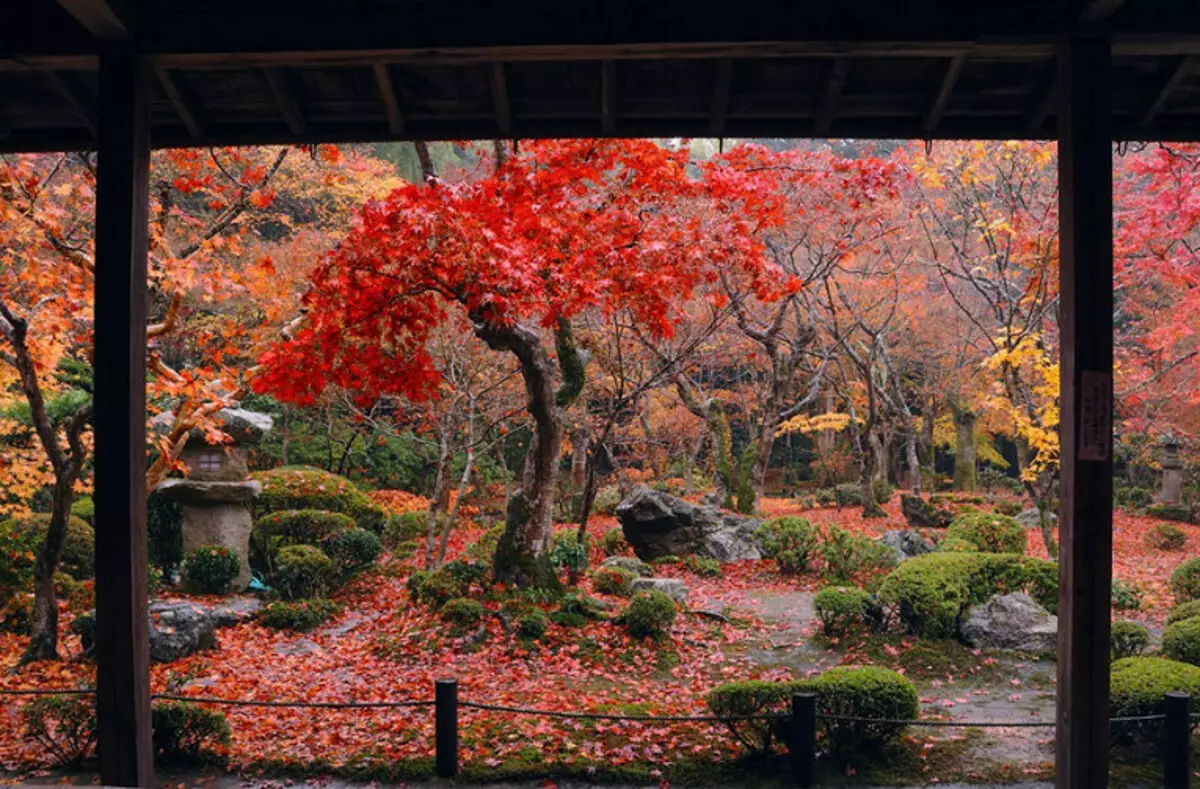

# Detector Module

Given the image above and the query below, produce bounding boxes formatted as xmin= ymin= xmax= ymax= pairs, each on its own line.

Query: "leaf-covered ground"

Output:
xmin=0 ymin=495 xmax=1194 ymax=784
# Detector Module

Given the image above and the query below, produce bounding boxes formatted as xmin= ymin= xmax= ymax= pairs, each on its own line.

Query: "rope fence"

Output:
xmin=0 ymin=681 xmax=1193 ymax=788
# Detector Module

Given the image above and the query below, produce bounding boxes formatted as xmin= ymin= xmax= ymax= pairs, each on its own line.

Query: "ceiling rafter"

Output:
xmin=44 ymin=70 xmax=96 ymax=137
xmin=55 ymin=0 xmax=131 ymax=40
xmin=601 ymin=59 xmax=616 ymax=134
xmin=489 ymin=62 xmax=512 ymax=135
xmin=814 ymin=57 xmax=851 ymax=136
xmin=1025 ymin=60 xmax=1058 ymax=132
xmin=1132 ymin=54 xmax=1193 ymax=129
xmin=710 ymin=57 xmax=733 ymax=136
xmin=924 ymin=52 xmax=967 ymax=132
xmin=262 ymin=67 xmax=308 ymax=136
xmin=372 ymin=62 xmax=405 ymax=134
xmin=154 ymin=65 xmax=203 ymax=139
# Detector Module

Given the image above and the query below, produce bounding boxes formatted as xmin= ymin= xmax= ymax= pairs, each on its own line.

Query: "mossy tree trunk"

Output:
xmin=481 ymin=317 xmax=583 ymax=588
xmin=950 ymin=404 xmax=978 ymax=491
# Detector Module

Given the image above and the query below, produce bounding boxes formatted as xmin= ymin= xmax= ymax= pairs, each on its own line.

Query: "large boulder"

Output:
xmin=74 ymin=598 xmax=262 ymax=663
xmin=631 ymin=577 xmax=690 ymax=605
xmin=900 ymin=494 xmax=955 ymax=529
xmin=1016 ymin=507 xmax=1058 ymax=529
xmin=880 ymin=529 xmax=935 ymax=562
xmin=617 ymin=486 xmax=761 ymax=562
xmin=600 ymin=556 xmax=652 ymax=577
xmin=961 ymin=593 xmax=1057 ymax=654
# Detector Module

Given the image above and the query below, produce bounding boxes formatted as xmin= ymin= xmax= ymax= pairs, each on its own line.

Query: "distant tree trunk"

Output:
xmin=435 ymin=397 xmax=475 ymax=566
xmin=905 ymin=424 xmax=921 ymax=494
xmin=683 ymin=431 xmax=706 ymax=497
xmin=951 ymin=406 xmax=978 ymax=491
xmin=280 ymin=404 xmax=291 ymax=466
xmin=414 ymin=141 xmax=435 ymax=183
xmin=676 ymin=375 xmax=736 ymax=509
xmin=424 ymin=421 xmax=453 ymax=569
xmin=483 ymin=319 xmax=583 ymax=588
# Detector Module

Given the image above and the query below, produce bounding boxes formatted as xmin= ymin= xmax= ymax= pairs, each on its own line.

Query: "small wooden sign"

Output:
xmin=1078 ymin=370 xmax=1112 ymax=462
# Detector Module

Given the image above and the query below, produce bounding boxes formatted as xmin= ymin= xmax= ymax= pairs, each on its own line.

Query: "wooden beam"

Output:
xmin=262 ymin=68 xmax=308 ymax=136
xmin=45 ymin=71 xmax=96 ymax=137
xmin=56 ymin=0 xmax=131 ymax=40
xmin=372 ymin=62 xmax=404 ymax=134
xmin=93 ymin=49 xmax=153 ymax=789
xmin=710 ymin=57 xmax=733 ymax=136
xmin=489 ymin=62 xmax=511 ymax=135
xmin=1131 ymin=54 xmax=1192 ymax=129
xmin=924 ymin=52 xmax=967 ymax=132
xmin=153 ymin=65 xmax=202 ymax=139
xmin=1026 ymin=59 xmax=1058 ymax=133
xmin=1078 ymin=0 xmax=1128 ymax=23
xmin=601 ymin=59 xmax=616 ymax=134
xmin=1056 ymin=34 xmax=1113 ymax=789
xmin=814 ymin=57 xmax=850 ymax=136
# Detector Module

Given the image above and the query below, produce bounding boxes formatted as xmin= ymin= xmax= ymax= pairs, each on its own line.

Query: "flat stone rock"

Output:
xmin=274 ymin=638 xmax=322 ymax=657
xmin=78 ymin=597 xmax=262 ymax=663
xmin=880 ymin=529 xmax=935 ymax=562
xmin=156 ymin=479 xmax=262 ymax=505
xmin=630 ymin=577 xmax=690 ymax=605
xmin=962 ymin=593 xmax=1057 ymax=654
xmin=600 ymin=556 xmax=652 ymax=577
xmin=617 ymin=486 xmax=761 ymax=562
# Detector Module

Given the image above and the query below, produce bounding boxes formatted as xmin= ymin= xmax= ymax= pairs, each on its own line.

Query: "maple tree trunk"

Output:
xmin=952 ymin=408 xmax=978 ymax=491
xmin=423 ymin=424 xmax=452 ymax=569
xmin=749 ymin=413 xmax=778 ymax=507
xmin=683 ymin=431 xmax=705 ymax=497
xmin=22 ymin=477 xmax=72 ymax=664
xmin=480 ymin=319 xmax=582 ymax=588
xmin=905 ymin=424 xmax=921 ymax=494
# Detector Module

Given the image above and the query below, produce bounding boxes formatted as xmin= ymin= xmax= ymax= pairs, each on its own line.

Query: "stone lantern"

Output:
xmin=156 ymin=408 xmax=273 ymax=590
xmin=1160 ymin=434 xmax=1184 ymax=506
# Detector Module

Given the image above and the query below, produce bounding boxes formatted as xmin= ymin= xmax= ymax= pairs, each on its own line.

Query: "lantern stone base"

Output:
xmin=158 ymin=479 xmax=261 ymax=591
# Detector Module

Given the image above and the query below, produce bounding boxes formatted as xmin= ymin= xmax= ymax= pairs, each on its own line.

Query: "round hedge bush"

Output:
xmin=1111 ymin=619 xmax=1150 ymax=660
xmin=441 ymin=597 xmax=485 ymax=627
xmin=1167 ymin=600 xmax=1200 ymax=626
xmin=1163 ymin=616 xmax=1200 ymax=666
xmin=516 ymin=610 xmax=548 ymax=640
xmin=321 ymin=527 xmax=381 ymax=576
xmin=1170 ymin=557 xmax=1200 ymax=603
xmin=406 ymin=568 xmax=467 ymax=607
xmin=592 ymin=566 xmax=636 ymax=596
xmin=251 ymin=467 xmax=387 ymax=533
xmin=1110 ymin=657 xmax=1200 ymax=745
xmin=151 ymin=701 xmax=232 ymax=760
xmin=944 ymin=512 xmax=1027 ymax=554
xmin=3 ymin=514 xmax=95 ymax=580
xmin=813 ymin=666 xmax=919 ymax=753
xmin=69 ymin=496 xmax=95 ymax=525
xmin=273 ymin=545 xmax=334 ymax=600
xmin=620 ymin=590 xmax=677 ymax=639
xmin=1146 ymin=522 xmax=1188 ymax=551
xmin=261 ymin=599 xmax=342 ymax=631
xmin=181 ymin=545 xmax=240 ymax=594
xmin=601 ymin=527 xmax=626 ymax=555
xmin=814 ymin=586 xmax=876 ymax=636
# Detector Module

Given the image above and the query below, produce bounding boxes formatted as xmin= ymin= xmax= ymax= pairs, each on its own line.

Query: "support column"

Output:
xmin=1055 ymin=35 xmax=1113 ymax=789
xmin=93 ymin=50 xmax=154 ymax=787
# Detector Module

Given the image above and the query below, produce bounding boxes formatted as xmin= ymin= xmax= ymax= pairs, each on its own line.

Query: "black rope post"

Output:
xmin=791 ymin=693 xmax=816 ymax=788
xmin=1164 ymin=692 xmax=1191 ymax=789
xmin=435 ymin=679 xmax=458 ymax=778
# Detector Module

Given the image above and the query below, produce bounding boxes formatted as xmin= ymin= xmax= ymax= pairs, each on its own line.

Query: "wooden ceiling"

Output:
xmin=2 ymin=0 xmax=1200 ymax=151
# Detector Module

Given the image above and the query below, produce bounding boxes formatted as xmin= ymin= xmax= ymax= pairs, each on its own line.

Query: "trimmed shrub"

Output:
xmin=321 ymin=528 xmax=381 ymax=576
xmin=21 ymin=695 xmax=96 ymax=766
xmin=945 ymin=512 xmax=1027 ymax=554
xmin=1112 ymin=579 xmax=1145 ymax=612
xmin=834 ymin=483 xmax=863 ymax=506
xmin=382 ymin=511 xmax=427 ymax=548
xmin=3 ymin=514 xmax=96 ymax=581
xmin=261 ymin=599 xmax=342 ymax=631
xmin=1111 ymin=620 xmax=1150 ymax=660
xmin=651 ymin=555 xmax=681 ymax=566
xmin=620 ymin=590 xmax=677 ymax=639
xmin=593 ymin=486 xmax=623 ymax=516
xmin=1167 ymin=600 xmax=1200 ymax=626
xmin=0 ymin=592 xmax=33 ymax=635
xmin=1170 ymin=557 xmax=1200 ymax=602
xmin=601 ymin=527 xmax=626 ymax=555
xmin=872 ymin=478 xmax=894 ymax=505
xmin=1145 ymin=523 xmax=1187 ymax=551
xmin=407 ymin=567 xmax=470 ymax=607
xmin=1149 ymin=504 xmax=1194 ymax=524
xmin=994 ymin=500 xmax=1023 ymax=517
xmin=69 ymin=496 xmax=95 ymax=525
xmin=441 ymin=597 xmax=485 ymax=628
xmin=517 ymin=610 xmax=548 ymax=640
xmin=181 ymin=545 xmax=241 ymax=594
xmin=151 ymin=701 xmax=232 ymax=761
xmin=0 ymin=519 xmax=41 ymax=596
xmin=878 ymin=552 xmax=1053 ymax=638
xmin=442 ymin=559 xmax=489 ymax=588
xmin=814 ymin=666 xmax=919 ymax=753
xmin=706 ymin=680 xmax=798 ymax=754
xmin=820 ymin=524 xmax=895 ymax=581
xmin=1110 ymin=657 xmax=1200 ymax=746
xmin=1163 ymin=616 xmax=1200 ymax=666
xmin=592 ymin=566 xmax=636 ymax=596
xmin=814 ymin=586 xmax=877 ymax=636
xmin=757 ymin=517 xmax=819 ymax=574
xmin=1114 ymin=482 xmax=1153 ymax=510
xmin=251 ymin=466 xmax=387 ymax=533
xmin=273 ymin=545 xmax=334 ymax=600
xmin=255 ymin=509 xmax=355 ymax=546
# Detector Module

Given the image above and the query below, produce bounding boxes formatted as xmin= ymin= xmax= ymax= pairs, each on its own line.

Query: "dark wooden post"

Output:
xmin=1164 ymin=692 xmax=1192 ymax=789
xmin=435 ymin=679 xmax=458 ymax=777
xmin=93 ymin=50 xmax=154 ymax=788
xmin=1055 ymin=34 xmax=1113 ymax=789
xmin=790 ymin=692 xmax=816 ymax=788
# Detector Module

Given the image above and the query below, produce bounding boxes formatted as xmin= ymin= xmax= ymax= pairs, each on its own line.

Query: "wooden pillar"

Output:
xmin=93 ymin=50 xmax=154 ymax=787
xmin=1055 ymin=34 xmax=1113 ymax=789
